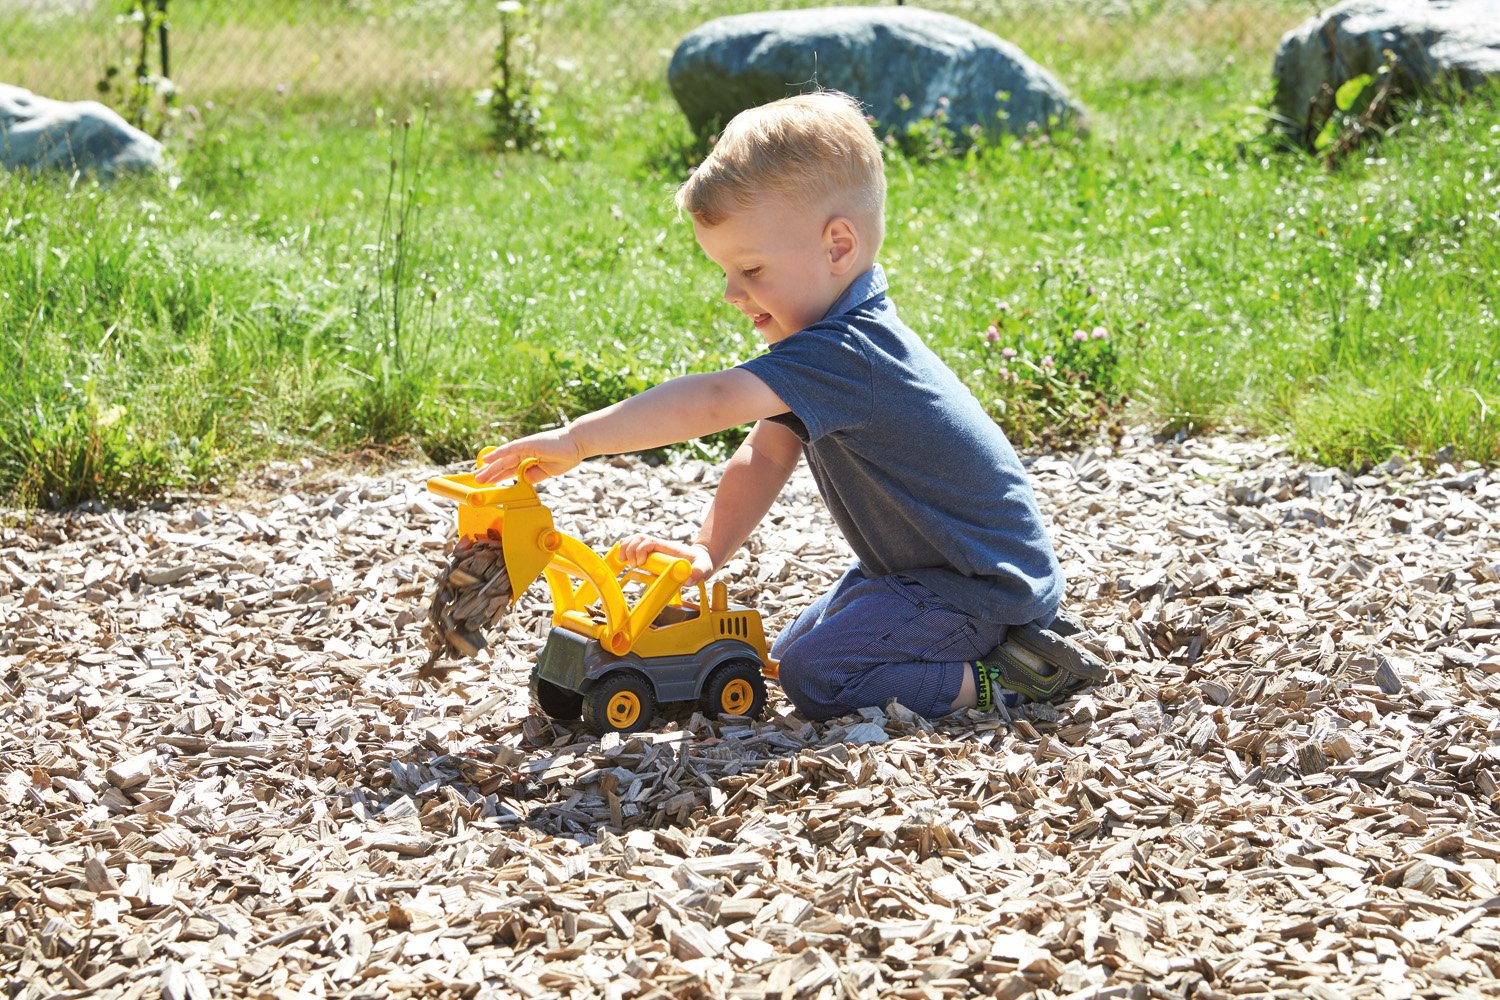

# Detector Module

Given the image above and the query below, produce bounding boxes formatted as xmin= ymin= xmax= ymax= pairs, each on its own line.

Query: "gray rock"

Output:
xmin=1272 ymin=0 xmax=1500 ymax=145
xmin=668 ymin=6 xmax=1083 ymax=144
xmin=1 ymin=83 xmax=163 ymax=178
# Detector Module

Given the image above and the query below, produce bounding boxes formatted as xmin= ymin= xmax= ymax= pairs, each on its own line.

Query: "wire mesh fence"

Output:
xmin=3 ymin=1 xmax=1313 ymax=112
xmin=3 ymin=0 xmax=499 ymax=103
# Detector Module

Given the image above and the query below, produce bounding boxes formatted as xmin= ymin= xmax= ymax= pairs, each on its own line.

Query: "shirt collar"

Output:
xmin=820 ymin=264 xmax=887 ymax=321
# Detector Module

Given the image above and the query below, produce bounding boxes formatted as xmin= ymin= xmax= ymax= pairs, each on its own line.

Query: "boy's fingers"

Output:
xmin=474 ymin=458 xmax=512 ymax=484
xmin=475 ymin=448 xmax=555 ymax=485
xmin=616 ymin=537 xmax=711 ymax=585
xmin=620 ymin=534 xmax=661 ymax=564
xmin=473 ymin=447 xmax=513 ymax=483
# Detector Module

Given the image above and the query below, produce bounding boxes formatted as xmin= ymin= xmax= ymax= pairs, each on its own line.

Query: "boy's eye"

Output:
xmin=742 ymin=267 xmax=761 ymax=279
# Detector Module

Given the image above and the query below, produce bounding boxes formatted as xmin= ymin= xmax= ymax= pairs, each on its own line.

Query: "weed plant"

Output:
xmin=1 ymin=0 xmax=1497 ymax=506
xmin=343 ymin=112 xmax=440 ymax=445
xmin=485 ymin=1 xmax=568 ymax=156
xmin=95 ymin=0 xmax=176 ymax=136
xmin=957 ymin=261 xmax=1126 ymax=449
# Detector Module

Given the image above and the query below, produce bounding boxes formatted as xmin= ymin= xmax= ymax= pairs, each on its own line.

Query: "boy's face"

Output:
xmin=693 ymin=199 xmax=852 ymax=345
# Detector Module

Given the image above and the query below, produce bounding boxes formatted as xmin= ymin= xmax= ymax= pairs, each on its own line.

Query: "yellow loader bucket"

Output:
xmin=426 ymin=457 xmax=556 ymax=602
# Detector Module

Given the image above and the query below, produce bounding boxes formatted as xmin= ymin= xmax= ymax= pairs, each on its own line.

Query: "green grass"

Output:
xmin=2 ymin=0 xmax=1498 ymax=506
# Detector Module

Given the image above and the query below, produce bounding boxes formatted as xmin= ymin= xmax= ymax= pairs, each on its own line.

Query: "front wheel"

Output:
xmin=700 ymin=660 xmax=767 ymax=720
xmin=582 ymin=672 xmax=657 ymax=736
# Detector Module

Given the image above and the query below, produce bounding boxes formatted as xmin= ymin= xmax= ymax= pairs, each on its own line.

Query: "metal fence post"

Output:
xmin=158 ymin=0 xmax=170 ymax=81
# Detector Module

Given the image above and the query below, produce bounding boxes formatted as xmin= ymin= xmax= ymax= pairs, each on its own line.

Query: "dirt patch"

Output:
xmin=3 ymin=432 xmax=1498 ymax=997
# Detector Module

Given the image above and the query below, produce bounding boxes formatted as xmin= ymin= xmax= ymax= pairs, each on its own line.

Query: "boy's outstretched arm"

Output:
xmin=695 ymin=419 xmax=803 ymax=573
xmin=618 ymin=419 xmax=802 ymax=583
xmin=474 ymin=369 xmax=786 ymax=484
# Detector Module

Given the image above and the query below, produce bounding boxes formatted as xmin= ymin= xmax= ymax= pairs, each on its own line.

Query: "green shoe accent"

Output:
xmin=973 ymin=658 xmax=996 ymax=712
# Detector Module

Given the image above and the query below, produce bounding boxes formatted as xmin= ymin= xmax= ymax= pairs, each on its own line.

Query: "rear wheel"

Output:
xmin=700 ymin=660 xmax=767 ymax=720
xmin=530 ymin=669 xmax=583 ymax=721
xmin=582 ymin=672 xmax=657 ymax=736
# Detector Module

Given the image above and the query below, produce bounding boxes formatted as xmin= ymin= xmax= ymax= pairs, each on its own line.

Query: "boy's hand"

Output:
xmin=618 ymin=535 xmax=714 ymax=586
xmin=474 ymin=430 xmax=583 ymax=485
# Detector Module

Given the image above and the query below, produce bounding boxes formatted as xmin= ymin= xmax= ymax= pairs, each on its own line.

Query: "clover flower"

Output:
xmin=1002 ymin=347 xmax=1017 ymax=359
xmin=1092 ymin=326 xmax=1108 ymax=340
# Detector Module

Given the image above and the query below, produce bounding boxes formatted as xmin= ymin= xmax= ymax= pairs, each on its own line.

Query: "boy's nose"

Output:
xmin=722 ymin=278 xmax=744 ymax=304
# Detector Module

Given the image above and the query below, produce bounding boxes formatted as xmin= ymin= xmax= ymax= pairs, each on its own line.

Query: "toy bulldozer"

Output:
xmin=426 ymin=455 xmax=777 ymax=736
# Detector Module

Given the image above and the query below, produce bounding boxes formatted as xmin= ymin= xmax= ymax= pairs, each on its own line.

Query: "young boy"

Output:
xmin=475 ymin=90 xmax=1107 ymax=721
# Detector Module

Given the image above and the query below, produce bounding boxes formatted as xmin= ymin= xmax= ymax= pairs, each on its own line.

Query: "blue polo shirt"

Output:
xmin=738 ymin=265 xmax=1064 ymax=626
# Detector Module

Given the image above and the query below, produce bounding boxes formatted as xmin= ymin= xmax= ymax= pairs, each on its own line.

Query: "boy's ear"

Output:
xmin=823 ymin=217 xmax=859 ymax=275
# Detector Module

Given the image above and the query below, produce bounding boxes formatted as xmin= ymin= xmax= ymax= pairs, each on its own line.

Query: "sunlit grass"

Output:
xmin=1 ymin=0 xmax=1496 ymax=505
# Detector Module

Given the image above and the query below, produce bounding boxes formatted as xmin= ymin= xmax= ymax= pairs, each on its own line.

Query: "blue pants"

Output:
xmin=771 ymin=565 xmax=1010 ymax=722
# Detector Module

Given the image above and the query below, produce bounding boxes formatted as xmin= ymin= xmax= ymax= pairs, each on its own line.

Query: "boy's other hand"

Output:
xmin=618 ymin=535 xmax=714 ymax=586
xmin=474 ymin=430 xmax=583 ymax=485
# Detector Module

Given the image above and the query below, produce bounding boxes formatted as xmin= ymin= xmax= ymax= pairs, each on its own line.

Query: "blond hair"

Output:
xmin=676 ymin=90 xmax=886 ymax=248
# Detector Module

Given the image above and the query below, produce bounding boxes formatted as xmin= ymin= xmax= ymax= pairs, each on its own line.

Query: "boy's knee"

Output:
xmin=774 ymin=647 xmax=814 ymax=707
xmin=775 ymin=647 xmax=841 ymax=722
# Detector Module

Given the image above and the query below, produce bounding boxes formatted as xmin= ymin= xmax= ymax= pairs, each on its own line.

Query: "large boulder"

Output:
xmin=668 ymin=6 xmax=1084 ymax=144
xmin=1272 ymin=0 xmax=1500 ymax=145
xmin=1 ymin=84 xmax=163 ymax=178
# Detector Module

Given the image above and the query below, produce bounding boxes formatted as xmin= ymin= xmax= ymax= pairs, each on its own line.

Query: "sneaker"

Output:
xmin=974 ymin=619 xmax=1111 ymax=708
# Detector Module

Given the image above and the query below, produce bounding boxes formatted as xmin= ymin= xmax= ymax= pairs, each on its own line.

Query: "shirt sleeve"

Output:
xmin=736 ymin=324 xmax=873 ymax=443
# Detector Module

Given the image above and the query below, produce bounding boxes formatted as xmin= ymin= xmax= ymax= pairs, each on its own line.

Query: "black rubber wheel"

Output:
xmin=582 ymin=672 xmax=657 ymax=736
xmin=699 ymin=659 xmax=768 ymax=720
xmin=529 ymin=669 xmax=583 ymax=721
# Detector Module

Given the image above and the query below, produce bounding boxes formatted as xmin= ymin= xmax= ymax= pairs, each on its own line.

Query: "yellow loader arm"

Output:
xmin=426 ymin=457 xmax=695 ymax=657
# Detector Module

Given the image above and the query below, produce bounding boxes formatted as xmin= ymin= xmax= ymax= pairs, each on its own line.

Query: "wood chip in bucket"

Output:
xmin=422 ymin=527 xmax=513 ymax=671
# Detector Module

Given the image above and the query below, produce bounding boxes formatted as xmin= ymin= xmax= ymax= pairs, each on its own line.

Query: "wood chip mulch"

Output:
xmin=3 ymin=431 xmax=1499 ymax=999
